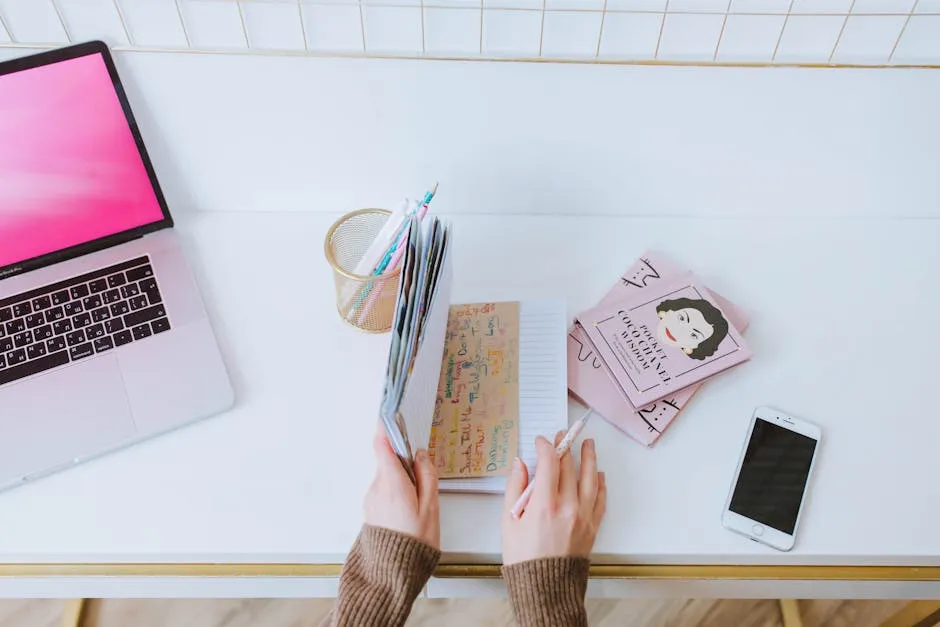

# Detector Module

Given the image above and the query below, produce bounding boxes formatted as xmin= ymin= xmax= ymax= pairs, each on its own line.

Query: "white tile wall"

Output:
xmin=362 ymin=5 xmax=423 ymax=53
xmin=668 ymin=0 xmax=730 ymax=13
xmin=0 ymin=0 xmax=936 ymax=66
xmin=729 ymin=0 xmax=791 ymax=13
xmin=119 ymin=0 xmax=189 ymax=48
xmin=242 ymin=1 xmax=305 ymax=51
xmin=423 ymin=6 xmax=480 ymax=55
xmin=302 ymin=4 xmax=363 ymax=52
xmin=0 ymin=0 xmax=68 ymax=44
xmin=606 ymin=0 xmax=667 ymax=9
xmin=774 ymin=15 xmax=844 ymax=61
xmin=916 ymin=0 xmax=940 ymax=12
xmin=598 ymin=11 xmax=663 ymax=58
xmin=851 ymin=0 xmax=916 ymax=14
xmin=831 ymin=14 xmax=906 ymax=62
xmin=789 ymin=0 xmax=853 ymax=13
xmin=658 ymin=13 xmax=725 ymax=60
xmin=546 ymin=0 xmax=605 ymax=9
xmin=482 ymin=8 xmax=541 ymax=56
xmin=541 ymin=10 xmax=602 ymax=58
xmin=893 ymin=15 xmax=940 ymax=62
xmin=57 ymin=0 xmax=130 ymax=46
xmin=181 ymin=1 xmax=248 ymax=49
xmin=717 ymin=14 xmax=785 ymax=60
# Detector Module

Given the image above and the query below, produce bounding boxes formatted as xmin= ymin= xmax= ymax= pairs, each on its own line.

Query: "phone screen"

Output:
xmin=729 ymin=418 xmax=817 ymax=534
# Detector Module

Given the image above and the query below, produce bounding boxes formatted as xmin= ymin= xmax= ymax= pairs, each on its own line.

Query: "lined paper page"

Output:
xmin=399 ymin=249 xmax=454 ymax=457
xmin=440 ymin=300 xmax=568 ymax=493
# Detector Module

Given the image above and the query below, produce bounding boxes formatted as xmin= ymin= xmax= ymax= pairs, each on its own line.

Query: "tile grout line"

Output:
xmin=297 ymin=0 xmax=309 ymax=52
xmin=828 ymin=0 xmax=856 ymax=64
xmin=174 ymin=0 xmax=191 ymax=48
xmin=236 ymin=0 xmax=251 ymax=48
xmin=771 ymin=0 xmax=795 ymax=63
xmin=359 ymin=0 xmax=367 ymax=52
xmin=420 ymin=0 xmax=425 ymax=55
xmin=888 ymin=0 xmax=919 ymax=63
xmin=0 ymin=7 xmax=14 ymax=44
xmin=653 ymin=0 xmax=669 ymax=59
xmin=478 ymin=2 xmax=484 ymax=55
xmin=712 ymin=0 xmax=733 ymax=62
xmin=595 ymin=0 xmax=608 ymax=59
xmin=49 ymin=0 xmax=72 ymax=44
xmin=538 ymin=0 xmax=546 ymax=57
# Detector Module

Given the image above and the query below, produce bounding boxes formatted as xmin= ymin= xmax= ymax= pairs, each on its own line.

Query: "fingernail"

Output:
xmin=513 ymin=457 xmax=522 ymax=471
xmin=416 ymin=449 xmax=428 ymax=462
xmin=586 ymin=438 xmax=595 ymax=451
xmin=598 ymin=471 xmax=606 ymax=486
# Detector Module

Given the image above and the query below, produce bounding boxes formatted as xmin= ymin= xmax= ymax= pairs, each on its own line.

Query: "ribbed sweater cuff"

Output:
xmin=502 ymin=557 xmax=590 ymax=627
xmin=332 ymin=524 xmax=441 ymax=627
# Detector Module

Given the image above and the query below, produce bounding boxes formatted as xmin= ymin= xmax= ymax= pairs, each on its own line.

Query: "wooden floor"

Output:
xmin=0 ymin=599 xmax=921 ymax=627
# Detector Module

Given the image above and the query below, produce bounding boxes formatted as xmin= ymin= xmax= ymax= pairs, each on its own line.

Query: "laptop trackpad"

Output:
xmin=0 ymin=356 xmax=137 ymax=484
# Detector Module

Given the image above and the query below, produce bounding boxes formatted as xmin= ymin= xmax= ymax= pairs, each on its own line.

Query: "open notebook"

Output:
xmin=378 ymin=221 xmax=567 ymax=493
xmin=432 ymin=301 xmax=568 ymax=494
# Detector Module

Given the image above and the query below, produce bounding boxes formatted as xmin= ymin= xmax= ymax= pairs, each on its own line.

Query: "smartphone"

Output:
xmin=722 ymin=406 xmax=821 ymax=551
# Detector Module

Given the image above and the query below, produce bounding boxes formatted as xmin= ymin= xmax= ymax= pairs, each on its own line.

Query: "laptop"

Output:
xmin=0 ymin=41 xmax=234 ymax=491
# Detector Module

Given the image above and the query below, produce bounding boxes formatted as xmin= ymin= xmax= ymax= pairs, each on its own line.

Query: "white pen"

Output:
xmin=510 ymin=410 xmax=592 ymax=519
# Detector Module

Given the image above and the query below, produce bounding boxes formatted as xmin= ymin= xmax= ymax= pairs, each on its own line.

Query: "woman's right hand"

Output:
xmin=501 ymin=433 xmax=607 ymax=566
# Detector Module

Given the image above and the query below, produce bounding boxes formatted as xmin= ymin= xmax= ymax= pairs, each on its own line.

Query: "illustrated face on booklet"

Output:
xmin=577 ymin=274 xmax=752 ymax=408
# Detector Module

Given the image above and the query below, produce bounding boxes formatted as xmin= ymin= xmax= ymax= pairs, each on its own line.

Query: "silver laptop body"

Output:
xmin=0 ymin=42 xmax=233 ymax=491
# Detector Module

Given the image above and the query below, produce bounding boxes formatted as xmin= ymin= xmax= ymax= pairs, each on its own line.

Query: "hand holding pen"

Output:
xmin=509 ymin=411 xmax=592 ymax=519
xmin=502 ymin=412 xmax=607 ymax=566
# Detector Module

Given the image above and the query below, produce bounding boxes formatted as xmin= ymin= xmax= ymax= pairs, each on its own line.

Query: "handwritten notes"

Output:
xmin=429 ymin=302 xmax=520 ymax=479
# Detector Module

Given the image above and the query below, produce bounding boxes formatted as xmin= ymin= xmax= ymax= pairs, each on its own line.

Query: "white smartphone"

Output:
xmin=722 ymin=406 xmax=821 ymax=552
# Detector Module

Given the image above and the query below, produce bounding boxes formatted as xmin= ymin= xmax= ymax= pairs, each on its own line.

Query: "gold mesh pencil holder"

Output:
xmin=324 ymin=209 xmax=402 ymax=333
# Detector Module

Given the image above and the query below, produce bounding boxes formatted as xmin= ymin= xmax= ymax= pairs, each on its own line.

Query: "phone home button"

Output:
xmin=752 ymin=524 xmax=765 ymax=537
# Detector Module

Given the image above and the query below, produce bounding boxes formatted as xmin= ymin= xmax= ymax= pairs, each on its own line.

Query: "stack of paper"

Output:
xmin=380 ymin=216 xmax=454 ymax=481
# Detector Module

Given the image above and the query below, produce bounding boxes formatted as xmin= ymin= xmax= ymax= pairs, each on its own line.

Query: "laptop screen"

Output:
xmin=0 ymin=52 xmax=166 ymax=270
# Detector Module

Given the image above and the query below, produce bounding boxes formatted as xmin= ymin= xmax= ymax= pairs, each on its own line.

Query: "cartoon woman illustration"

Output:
xmin=656 ymin=298 xmax=729 ymax=360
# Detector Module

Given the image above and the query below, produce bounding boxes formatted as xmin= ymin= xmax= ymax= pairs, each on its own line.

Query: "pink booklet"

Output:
xmin=567 ymin=252 xmax=749 ymax=446
xmin=578 ymin=274 xmax=752 ymax=408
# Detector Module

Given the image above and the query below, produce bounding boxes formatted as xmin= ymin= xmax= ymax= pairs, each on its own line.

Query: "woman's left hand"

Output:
xmin=363 ymin=424 xmax=440 ymax=549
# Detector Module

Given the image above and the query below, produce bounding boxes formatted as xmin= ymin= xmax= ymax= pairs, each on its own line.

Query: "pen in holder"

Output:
xmin=324 ymin=209 xmax=402 ymax=333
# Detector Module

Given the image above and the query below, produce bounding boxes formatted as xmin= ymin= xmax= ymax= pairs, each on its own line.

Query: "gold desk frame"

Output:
xmin=2 ymin=563 xmax=940 ymax=580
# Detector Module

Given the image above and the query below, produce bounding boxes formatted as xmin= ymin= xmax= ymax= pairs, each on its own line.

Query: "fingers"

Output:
xmin=593 ymin=471 xmax=608 ymax=528
xmin=414 ymin=449 xmax=439 ymax=511
xmin=503 ymin=457 xmax=530 ymax=514
xmin=533 ymin=436 xmax=561 ymax=504
xmin=373 ymin=423 xmax=397 ymax=469
xmin=558 ymin=430 xmax=578 ymax=502
xmin=374 ymin=421 xmax=415 ymax=487
xmin=578 ymin=439 xmax=598 ymax=509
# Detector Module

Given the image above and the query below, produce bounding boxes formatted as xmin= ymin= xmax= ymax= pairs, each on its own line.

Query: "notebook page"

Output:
xmin=440 ymin=300 xmax=568 ymax=493
xmin=397 ymin=245 xmax=454 ymax=459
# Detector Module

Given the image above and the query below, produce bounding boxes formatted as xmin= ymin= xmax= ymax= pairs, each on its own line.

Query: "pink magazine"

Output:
xmin=579 ymin=275 xmax=752 ymax=408
xmin=567 ymin=252 xmax=749 ymax=446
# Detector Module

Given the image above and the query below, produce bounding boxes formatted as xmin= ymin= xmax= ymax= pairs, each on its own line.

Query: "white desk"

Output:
xmin=0 ymin=51 xmax=938 ymax=600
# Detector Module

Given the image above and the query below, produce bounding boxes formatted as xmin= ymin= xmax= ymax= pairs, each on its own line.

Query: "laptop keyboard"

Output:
xmin=0 ymin=256 xmax=171 ymax=387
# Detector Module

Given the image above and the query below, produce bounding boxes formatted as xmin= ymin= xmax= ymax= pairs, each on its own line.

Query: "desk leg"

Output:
xmin=61 ymin=599 xmax=88 ymax=627
xmin=778 ymin=599 xmax=803 ymax=627
xmin=878 ymin=601 xmax=940 ymax=627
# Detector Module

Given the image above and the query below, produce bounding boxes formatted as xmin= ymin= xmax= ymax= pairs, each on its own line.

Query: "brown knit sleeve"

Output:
xmin=326 ymin=524 xmax=441 ymax=627
xmin=502 ymin=557 xmax=591 ymax=627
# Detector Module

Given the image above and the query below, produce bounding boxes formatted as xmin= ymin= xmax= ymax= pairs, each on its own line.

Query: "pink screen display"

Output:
xmin=0 ymin=53 xmax=165 ymax=268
